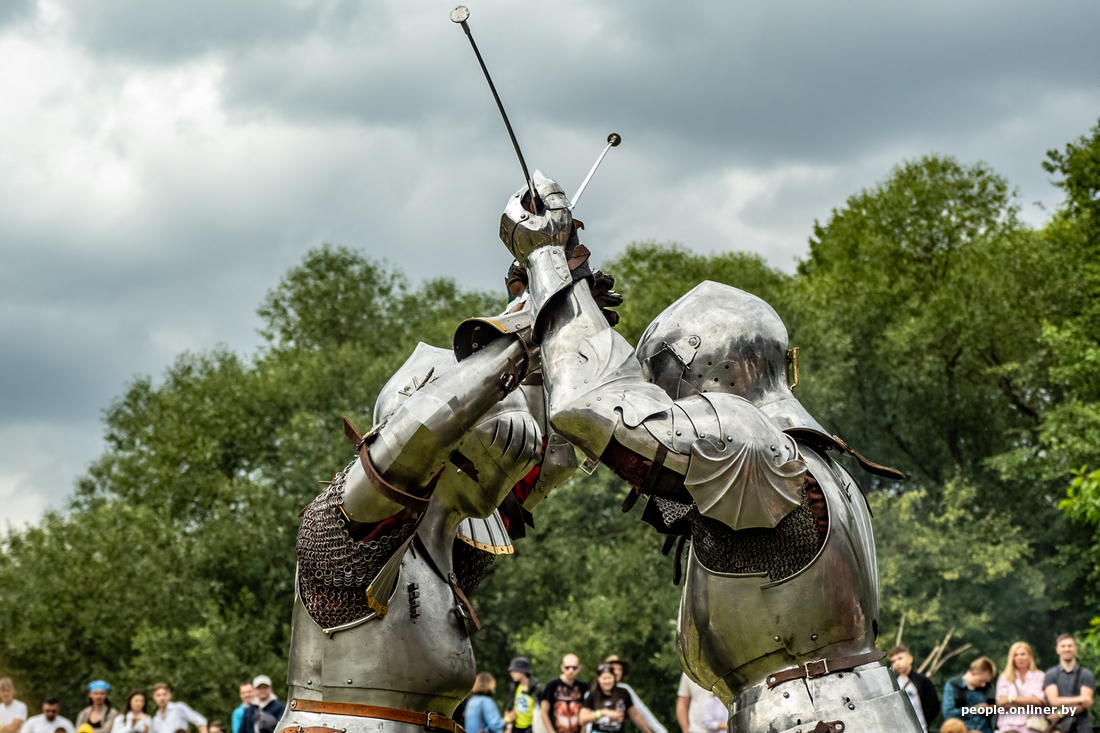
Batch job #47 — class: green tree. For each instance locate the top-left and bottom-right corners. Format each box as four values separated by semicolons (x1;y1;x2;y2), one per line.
793;155;1092;669
0;245;502;717
1041;119;1100;629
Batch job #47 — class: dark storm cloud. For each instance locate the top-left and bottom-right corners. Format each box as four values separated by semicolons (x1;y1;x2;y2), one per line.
0;0;33;28
59;0;364;63
1;0;1098;526
145;0;1100;167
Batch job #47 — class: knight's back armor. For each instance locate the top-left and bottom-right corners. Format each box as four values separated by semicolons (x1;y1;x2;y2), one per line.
279;340;575;732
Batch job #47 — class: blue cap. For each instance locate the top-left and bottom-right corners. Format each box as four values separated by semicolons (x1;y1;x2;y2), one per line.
88;681;110;692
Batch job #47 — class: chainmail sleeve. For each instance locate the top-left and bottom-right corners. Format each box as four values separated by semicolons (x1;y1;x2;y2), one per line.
297;462;418;630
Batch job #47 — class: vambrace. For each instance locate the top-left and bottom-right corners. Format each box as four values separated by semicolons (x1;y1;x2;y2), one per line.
342;336;528;523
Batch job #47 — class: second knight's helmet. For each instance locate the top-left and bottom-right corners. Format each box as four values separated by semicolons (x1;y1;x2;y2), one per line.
635;281;825;433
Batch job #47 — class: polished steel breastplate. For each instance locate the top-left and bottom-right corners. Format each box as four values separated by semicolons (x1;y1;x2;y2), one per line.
677;445;880;700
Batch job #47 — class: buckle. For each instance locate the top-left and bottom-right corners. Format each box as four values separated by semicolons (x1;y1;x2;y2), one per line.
804;658;829;677
424;713;447;732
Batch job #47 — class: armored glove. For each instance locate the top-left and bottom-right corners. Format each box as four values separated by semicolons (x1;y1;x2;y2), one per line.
498;170;572;266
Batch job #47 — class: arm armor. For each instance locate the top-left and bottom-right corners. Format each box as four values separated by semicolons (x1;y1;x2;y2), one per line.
342;336;528;523
531;247;805;530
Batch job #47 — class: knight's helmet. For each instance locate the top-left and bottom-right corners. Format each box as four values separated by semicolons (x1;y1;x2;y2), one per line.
635;281;826;433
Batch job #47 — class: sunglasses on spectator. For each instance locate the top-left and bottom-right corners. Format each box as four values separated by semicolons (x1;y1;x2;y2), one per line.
562;665;579;670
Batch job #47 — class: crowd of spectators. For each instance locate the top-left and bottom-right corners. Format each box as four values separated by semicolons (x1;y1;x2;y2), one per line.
891;633;1094;733
464;654;725;733
4;634;1095;733
0;676;285;733
467;636;1096;733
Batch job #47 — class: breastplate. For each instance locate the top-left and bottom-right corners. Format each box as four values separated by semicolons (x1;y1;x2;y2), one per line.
677;446;880;699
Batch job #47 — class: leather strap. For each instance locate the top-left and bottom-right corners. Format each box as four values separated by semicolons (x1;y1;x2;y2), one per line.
622;443;669;513
785;427;905;481
343;418;431;513
287;700;466;733
765;650;886;688
411;534;482;632
809;723;845;733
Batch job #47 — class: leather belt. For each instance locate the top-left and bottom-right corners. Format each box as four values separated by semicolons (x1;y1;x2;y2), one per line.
765;650;886;688
287;699;467;733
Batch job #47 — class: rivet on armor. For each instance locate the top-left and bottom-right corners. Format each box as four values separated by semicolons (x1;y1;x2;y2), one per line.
783;692;789;699
675;430;682;436
290;701;297;710
307;680;312;685
774;636;780;641
347;679;353;684
811;634;818;640
847;704;855;710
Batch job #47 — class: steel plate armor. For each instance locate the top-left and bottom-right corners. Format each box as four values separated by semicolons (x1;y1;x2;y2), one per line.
500;173;920;733
279;333;576;733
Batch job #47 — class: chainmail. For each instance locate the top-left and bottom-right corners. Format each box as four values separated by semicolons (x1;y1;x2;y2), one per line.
654;496;693;527
452;539;496;596
688;483;823;581
297;463;417;629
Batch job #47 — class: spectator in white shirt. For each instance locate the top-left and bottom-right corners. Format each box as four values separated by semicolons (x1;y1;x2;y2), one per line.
22;699;75;733
701;696;726;733
149;685;207;733
1;679;28;733
675;674;713;733
111;690;151;733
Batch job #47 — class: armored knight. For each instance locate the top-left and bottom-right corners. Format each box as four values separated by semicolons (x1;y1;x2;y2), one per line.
275;308;577;733
487;170;922;733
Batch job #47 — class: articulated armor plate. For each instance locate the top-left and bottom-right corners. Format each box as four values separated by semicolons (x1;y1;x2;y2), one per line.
456;511;513;555
499;170;572;261
727;662;922;733
453;307;539;369
636;281;825;433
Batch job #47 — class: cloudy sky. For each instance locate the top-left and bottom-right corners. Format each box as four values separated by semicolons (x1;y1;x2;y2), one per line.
2;0;1098;528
